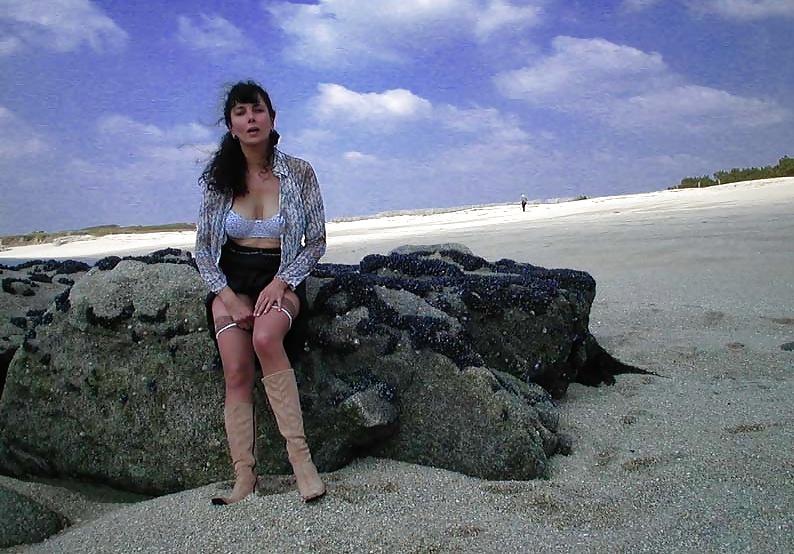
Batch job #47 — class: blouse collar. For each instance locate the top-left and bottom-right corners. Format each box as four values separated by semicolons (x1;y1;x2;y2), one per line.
273;148;287;177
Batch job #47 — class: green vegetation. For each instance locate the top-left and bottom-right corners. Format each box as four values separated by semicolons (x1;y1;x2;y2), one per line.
673;155;794;189
0;223;196;247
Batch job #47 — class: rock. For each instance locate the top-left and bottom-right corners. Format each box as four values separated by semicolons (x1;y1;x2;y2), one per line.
0;245;643;495
0;486;68;548
0;259;91;399
372;359;559;480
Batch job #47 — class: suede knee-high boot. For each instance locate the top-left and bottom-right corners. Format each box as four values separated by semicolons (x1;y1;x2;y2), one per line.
262;369;326;502
211;402;257;505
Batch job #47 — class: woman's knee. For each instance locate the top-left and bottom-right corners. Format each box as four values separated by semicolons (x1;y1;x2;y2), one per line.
252;327;283;357
221;358;255;389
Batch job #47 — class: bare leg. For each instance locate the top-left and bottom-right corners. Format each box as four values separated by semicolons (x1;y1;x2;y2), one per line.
252;292;300;377
214;295;257;404
210;295;258;505
254;292;326;501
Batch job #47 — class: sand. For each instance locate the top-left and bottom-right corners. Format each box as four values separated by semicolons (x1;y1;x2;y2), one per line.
1;178;792;553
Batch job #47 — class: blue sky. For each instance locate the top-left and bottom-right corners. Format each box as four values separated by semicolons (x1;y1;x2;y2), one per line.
1;0;792;236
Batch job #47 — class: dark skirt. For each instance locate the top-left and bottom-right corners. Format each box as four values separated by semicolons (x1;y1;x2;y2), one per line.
204;241;307;364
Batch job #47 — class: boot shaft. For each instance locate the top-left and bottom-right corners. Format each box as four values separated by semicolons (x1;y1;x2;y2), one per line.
224;402;256;472
262;369;306;441
262;369;326;501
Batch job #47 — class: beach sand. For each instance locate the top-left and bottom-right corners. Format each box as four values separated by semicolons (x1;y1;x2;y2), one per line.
1;178;793;553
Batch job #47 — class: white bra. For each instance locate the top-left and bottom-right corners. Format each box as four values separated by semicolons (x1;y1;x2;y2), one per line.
225;209;282;239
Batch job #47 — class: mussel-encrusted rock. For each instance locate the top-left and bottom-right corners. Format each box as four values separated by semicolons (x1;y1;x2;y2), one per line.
0;245;638;495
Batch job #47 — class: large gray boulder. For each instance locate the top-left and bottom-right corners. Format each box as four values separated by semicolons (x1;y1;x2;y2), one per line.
0;246;636;495
0;259;90;399
0;485;67;548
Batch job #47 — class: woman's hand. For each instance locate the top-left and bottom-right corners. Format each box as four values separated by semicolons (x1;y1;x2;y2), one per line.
220;290;254;330
255;278;289;317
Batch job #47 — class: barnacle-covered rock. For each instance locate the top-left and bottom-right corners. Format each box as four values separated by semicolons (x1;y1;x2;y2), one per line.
309;244;603;395
300;243;638;479
0;245;639;494
0;259;91;400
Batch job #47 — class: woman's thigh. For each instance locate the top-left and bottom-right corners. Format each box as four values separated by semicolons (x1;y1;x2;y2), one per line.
252;289;301;344
212;295;256;378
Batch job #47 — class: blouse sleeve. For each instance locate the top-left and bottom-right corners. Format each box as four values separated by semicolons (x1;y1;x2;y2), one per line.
194;188;228;293
276;161;327;288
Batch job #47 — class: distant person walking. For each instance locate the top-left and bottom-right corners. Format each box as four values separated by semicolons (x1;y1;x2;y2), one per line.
520;194;528;212
195;80;327;505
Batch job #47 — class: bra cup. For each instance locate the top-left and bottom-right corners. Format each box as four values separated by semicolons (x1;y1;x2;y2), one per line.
226;209;282;239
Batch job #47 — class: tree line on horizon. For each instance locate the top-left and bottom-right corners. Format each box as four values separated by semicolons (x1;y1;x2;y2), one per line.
672;155;794;189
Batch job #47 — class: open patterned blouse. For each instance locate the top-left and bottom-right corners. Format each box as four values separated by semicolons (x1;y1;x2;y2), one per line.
195;148;327;293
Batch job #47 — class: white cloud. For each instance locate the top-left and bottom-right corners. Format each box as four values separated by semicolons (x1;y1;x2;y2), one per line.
296;84;545;216
0;106;48;158
611;85;790;130
314;84;433;122
0;0;127;54
265;0;545;65
687;0;794;19
176;14;251;53
306;85;537;184
474;0;543;40
97;115;214;144
93;115;218;177
436;105;531;143
425;104;540;179
494;36;790;132
343;151;378;163
0;35;22;56
97;115;163;140
495;36;673;103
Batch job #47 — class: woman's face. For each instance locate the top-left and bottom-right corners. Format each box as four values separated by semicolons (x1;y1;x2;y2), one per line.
228;95;274;147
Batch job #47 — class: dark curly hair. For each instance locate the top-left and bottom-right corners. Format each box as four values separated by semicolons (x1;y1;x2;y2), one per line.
199;80;280;196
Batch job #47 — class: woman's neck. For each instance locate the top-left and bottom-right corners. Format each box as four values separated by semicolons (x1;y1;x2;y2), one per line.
240;142;270;172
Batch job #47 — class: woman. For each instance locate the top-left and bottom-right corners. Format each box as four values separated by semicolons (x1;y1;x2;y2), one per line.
195;80;326;504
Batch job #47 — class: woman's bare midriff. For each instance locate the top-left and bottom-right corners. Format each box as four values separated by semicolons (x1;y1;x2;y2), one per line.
230;237;281;249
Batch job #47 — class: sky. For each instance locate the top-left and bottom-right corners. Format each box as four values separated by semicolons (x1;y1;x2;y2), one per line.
1;0;792;236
